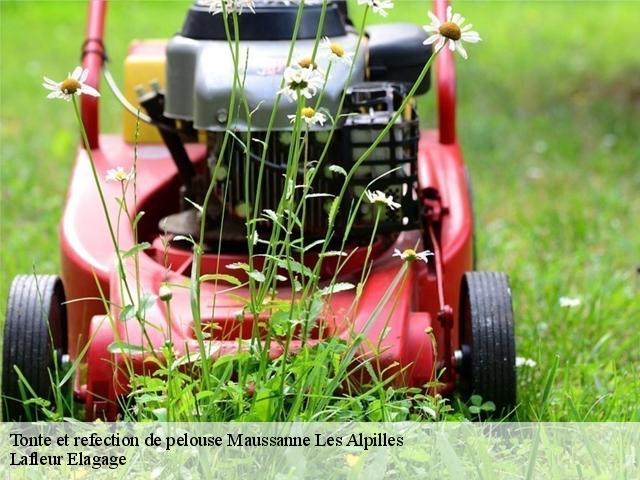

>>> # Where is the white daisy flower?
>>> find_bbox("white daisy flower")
[515,357,537,368]
[559,296,581,308]
[105,166,133,183]
[357,0,394,18]
[423,6,481,59]
[201,0,255,15]
[278,65,324,102]
[42,66,100,102]
[288,107,327,126]
[365,190,401,210]
[322,37,353,66]
[392,248,434,264]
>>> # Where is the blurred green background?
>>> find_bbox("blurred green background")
[1,1,638,420]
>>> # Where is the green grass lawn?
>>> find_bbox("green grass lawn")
[1,1,638,421]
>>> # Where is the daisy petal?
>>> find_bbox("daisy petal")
[462,31,482,43]
[455,41,468,59]
[71,66,83,80]
[427,11,440,24]
[80,84,100,97]
[423,33,440,45]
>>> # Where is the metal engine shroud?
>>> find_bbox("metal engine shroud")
[165,3,365,131]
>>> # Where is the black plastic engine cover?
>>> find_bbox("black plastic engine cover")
[366,23,432,95]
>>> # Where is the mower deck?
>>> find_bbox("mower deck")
[57,130,472,420]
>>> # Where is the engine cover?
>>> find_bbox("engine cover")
[165,29,365,131]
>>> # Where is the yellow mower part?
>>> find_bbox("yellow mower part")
[122,40,166,144]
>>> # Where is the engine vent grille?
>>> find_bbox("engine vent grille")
[211,82,421,240]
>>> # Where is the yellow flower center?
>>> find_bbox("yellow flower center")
[329,43,345,58]
[402,249,417,261]
[298,56,317,70]
[301,107,316,119]
[60,78,81,94]
[439,22,462,41]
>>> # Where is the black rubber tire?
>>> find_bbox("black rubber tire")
[458,271,516,414]
[2,275,67,421]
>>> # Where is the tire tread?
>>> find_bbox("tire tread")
[461,271,516,414]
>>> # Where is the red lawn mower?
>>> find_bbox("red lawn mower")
[2,0,516,420]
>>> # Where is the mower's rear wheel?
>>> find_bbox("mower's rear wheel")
[2,275,67,421]
[458,271,516,415]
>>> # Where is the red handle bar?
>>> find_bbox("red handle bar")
[80,0,456,148]
[434,0,457,144]
[81,0,107,150]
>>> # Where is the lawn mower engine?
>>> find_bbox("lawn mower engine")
[155,1,428,246]
[1,0,517,422]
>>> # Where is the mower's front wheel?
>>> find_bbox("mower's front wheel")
[457,271,516,415]
[2,275,68,420]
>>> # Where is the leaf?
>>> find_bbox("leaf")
[470,394,482,406]
[303,239,325,252]
[329,164,347,176]
[253,388,273,422]
[132,211,145,230]
[212,354,242,369]
[481,401,496,412]
[195,391,215,401]
[172,235,195,245]
[248,270,266,283]
[107,341,146,355]
[320,250,348,258]
[318,282,355,296]
[121,242,151,259]
[138,293,158,317]
[120,304,136,321]
[200,274,242,286]
[262,209,279,222]
[266,255,315,279]
[184,197,203,213]
[328,197,339,221]
[305,193,335,199]
[153,408,168,422]
[468,405,481,415]
[226,130,248,152]
[435,432,465,480]
[269,309,293,337]
[226,262,250,271]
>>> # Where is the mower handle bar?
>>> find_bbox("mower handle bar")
[80,0,456,149]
